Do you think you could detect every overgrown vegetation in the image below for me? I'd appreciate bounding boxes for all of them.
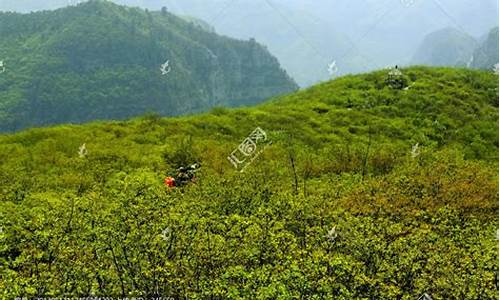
[0,67,498,299]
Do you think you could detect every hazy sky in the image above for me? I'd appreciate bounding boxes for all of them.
[1,1,496,43]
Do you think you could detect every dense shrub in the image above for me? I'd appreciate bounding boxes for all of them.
[0,67,497,299]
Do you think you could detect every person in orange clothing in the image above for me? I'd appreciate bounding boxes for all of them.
[164,176,176,187]
[164,163,201,188]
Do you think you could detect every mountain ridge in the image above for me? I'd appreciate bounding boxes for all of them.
[0,0,298,132]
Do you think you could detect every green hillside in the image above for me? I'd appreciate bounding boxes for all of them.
[0,67,498,298]
[0,0,297,132]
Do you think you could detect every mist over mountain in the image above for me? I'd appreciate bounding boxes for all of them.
[118,0,364,87]
[112,0,500,86]
[0,0,297,132]
[409,25,499,69]
[411,27,478,67]
[1,0,497,87]
[471,27,499,70]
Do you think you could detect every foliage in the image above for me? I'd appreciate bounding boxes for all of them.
[0,66,498,299]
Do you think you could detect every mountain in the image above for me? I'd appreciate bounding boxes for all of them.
[471,27,499,70]
[0,67,498,298]
[0,0,297,132]
[143,0,362,87]
[0,0,498,87]
[411,27,478,66]
[122,0,499,86]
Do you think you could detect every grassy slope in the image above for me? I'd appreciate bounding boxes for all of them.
[0,67,498,298]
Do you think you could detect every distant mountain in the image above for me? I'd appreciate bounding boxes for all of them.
[130,0,498,86]
[0,0,497,87]
[0,0,297,132]
[147,0,362,87]
[471,27,499,70]
[411,27,478,67]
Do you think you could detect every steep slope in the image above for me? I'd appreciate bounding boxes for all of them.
[122,0,498,85]
[156,0,359,87]
[0,67,498,298]
[471,27,499,70]
[0,0,297,132]
[411,27,478,66]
